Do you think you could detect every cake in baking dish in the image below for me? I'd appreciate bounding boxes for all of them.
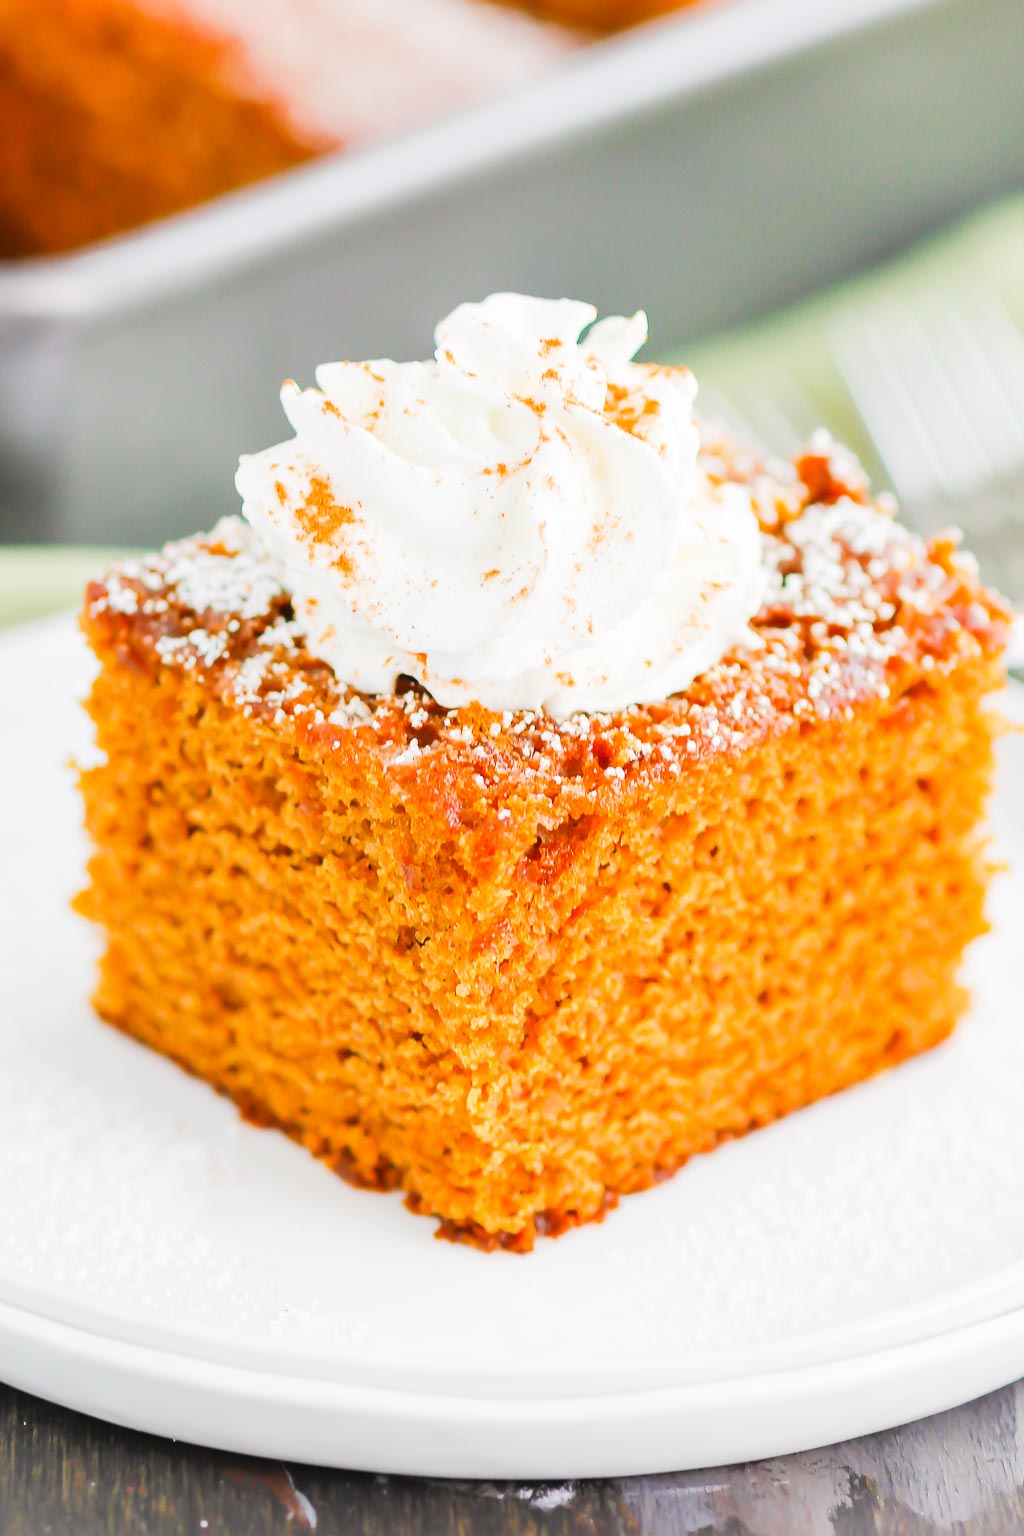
[76,294,1010,1250]
[514,1,699,28]
[0,0,577,255]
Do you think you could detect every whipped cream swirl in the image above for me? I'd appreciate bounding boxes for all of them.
[235,293,765,717]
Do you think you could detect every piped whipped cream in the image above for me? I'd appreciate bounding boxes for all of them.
[235,294,766,717]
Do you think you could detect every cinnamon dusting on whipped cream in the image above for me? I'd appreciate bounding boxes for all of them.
[235,293,766,716]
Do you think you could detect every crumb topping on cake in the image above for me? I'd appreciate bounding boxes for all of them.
[85,432,1010,815]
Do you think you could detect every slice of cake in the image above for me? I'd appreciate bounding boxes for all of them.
[76,294,1011,1250]
[513,1,698,28]
[0,0,576,255]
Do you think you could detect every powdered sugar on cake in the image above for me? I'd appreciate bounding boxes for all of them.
[84,419,1010,801]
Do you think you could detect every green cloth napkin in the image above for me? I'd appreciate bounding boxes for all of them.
[0,547,137,632]
[3,195,1023,632]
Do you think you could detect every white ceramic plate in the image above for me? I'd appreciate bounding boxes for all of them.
[1,614,1022,1477]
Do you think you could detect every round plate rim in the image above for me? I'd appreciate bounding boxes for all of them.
[4,1249,1024,1399]
[3,1294,1024,1477]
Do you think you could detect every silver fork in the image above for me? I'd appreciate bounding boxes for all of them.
[829,289,1024,663]
[704,298,1024,678]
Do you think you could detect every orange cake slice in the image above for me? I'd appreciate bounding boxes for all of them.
[513,1,700,28]
[0,0,576,255]
[76,297,1010,1249]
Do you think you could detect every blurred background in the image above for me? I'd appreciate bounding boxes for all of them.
[0,0,1022,603]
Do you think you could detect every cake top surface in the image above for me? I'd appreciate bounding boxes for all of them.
[84,425,1010,813]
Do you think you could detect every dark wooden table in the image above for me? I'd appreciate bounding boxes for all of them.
[3,1380,1023,1535]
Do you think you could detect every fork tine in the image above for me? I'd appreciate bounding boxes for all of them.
[831,305,946,511]
[740,377,823,460]
[939,306,1021,481]
[833,293,1024,509]
[735,390,802,459]
[700,377,828,463]
[828,286,1024,614]
[953,292,1024,470]
[884,301,992,500]
[697,384,761,449]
